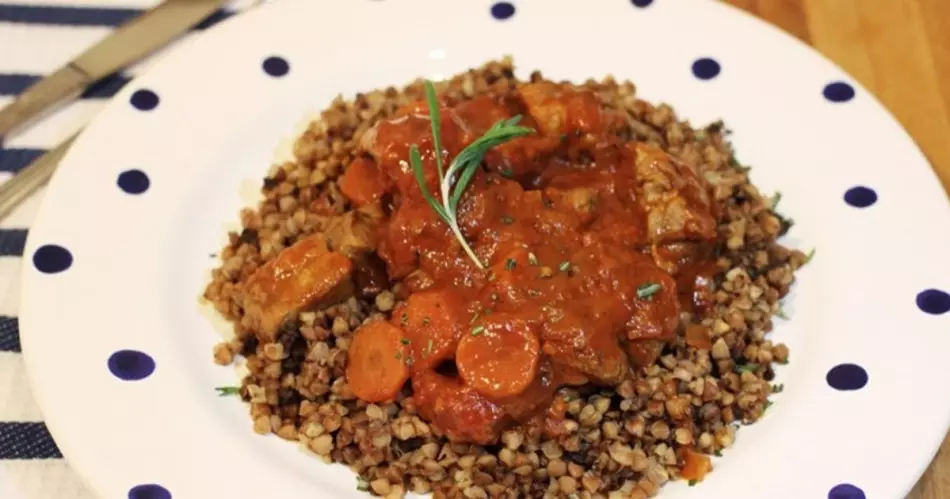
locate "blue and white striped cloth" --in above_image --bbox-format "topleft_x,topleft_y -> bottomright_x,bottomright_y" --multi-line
0,1 -> 262,496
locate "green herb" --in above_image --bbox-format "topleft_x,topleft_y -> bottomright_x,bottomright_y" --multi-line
395,352 -> 402,360
688,479 -> 698,487
804,248 -> 816,264
501,215 -> 514,224
714,449 -> 723,457
771,383 -> 785,394
775,212 -> 794,237
505,258 -> 517,271
470,311 -> 481,325
471,325 -> 485,336
770,191 -> 782,209
636,282 -> 662,300
215,386 -> 241,397
400,338 -> 411,345
764,400 -> 774,410
735,363 -> 760,374
558,261 -> 571,273
500,167 -> 515,179
409,81 -> 533,269
775,306 -> 788,320
401,313 -> 408,326
528,252 -> 539,266
357,476 -> 370,492
423,316 -> 431,325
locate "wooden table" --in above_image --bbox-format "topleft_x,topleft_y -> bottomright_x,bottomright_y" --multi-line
723,1 -> 950,497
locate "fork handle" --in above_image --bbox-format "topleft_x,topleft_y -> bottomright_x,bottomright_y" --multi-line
0,134 -> 77,221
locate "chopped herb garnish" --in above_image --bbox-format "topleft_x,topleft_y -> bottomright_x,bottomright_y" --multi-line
400,338 -> 411,345
357,476 -> 370,492
764,400 -> 774,411
636,282 -> 662,300
401,313 -> 408,326
558,261 -> 571,272
470,311 -> 481,325
735,363 -> 760,374
500,167 -> 515,179
471,325 -> 485,336
505,258 -> 517,271
528,252 -> 539,266
215,386 -> 241,397
772,383 -> 785,393
409,81 -> 533,269
804,248 -> 816,264
423,316 -> 431,325
688,479 -> 698,486
775,212 -> 794,237
769,191 -> 782,209
501,215 -> 514,225
394,352 -> 402,360
775,306 -> 789,320
714,449 -> 723,457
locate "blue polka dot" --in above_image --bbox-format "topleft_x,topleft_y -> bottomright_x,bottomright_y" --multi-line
826,364 -> 867,391
108,350 -> 156,381
824,81 -> 855,102
117,170 -> 150,195
130,90 -> 159,111
491,2 -> 515,20
828,484 -> 865,499
843,186 -> 877,208
691,58 -> 720,80
631,0 -> 653,6
33,245 -> 72,274
917,289 -> 950,315
262,56 -> 289,77
129,484 -> 171,499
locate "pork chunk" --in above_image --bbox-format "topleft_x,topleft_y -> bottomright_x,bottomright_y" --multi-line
241,234 -> 353,341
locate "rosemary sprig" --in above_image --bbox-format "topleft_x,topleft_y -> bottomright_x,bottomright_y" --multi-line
409,80 -> 534,269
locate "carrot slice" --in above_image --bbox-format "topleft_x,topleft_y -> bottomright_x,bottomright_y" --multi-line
346,320 -> 409,402
397,289 -> 465,373
456,314 -> 540,399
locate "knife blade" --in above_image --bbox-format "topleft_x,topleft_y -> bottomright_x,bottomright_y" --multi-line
0,0 -> 231,139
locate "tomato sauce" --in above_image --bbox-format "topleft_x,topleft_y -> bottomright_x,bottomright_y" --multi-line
342,82 -> 720,444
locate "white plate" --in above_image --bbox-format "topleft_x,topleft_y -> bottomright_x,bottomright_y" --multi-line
19,0 -> 950,498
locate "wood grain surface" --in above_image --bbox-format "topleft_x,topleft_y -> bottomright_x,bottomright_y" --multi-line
722,1 -> 950,498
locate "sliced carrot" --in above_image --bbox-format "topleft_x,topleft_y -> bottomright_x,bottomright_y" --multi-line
398,289 -> 465,373
340,156 -> 386,207
456,314 -> 540,399
679,447 -> 713,482
345,320 -> 409,402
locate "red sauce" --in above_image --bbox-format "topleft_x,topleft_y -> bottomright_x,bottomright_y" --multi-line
343,82 -> 720,444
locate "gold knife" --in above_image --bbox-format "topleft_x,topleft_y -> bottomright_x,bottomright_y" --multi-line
0,0 -> 231,220
0,0 -> 231,138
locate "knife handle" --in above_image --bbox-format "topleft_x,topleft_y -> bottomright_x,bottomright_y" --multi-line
0,134 -> 77,221
0,65 -> 90,140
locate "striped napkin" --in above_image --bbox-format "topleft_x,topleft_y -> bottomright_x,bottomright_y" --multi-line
0,1 -> 263,496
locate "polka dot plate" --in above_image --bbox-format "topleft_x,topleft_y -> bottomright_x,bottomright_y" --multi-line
17,1 -> 950,498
